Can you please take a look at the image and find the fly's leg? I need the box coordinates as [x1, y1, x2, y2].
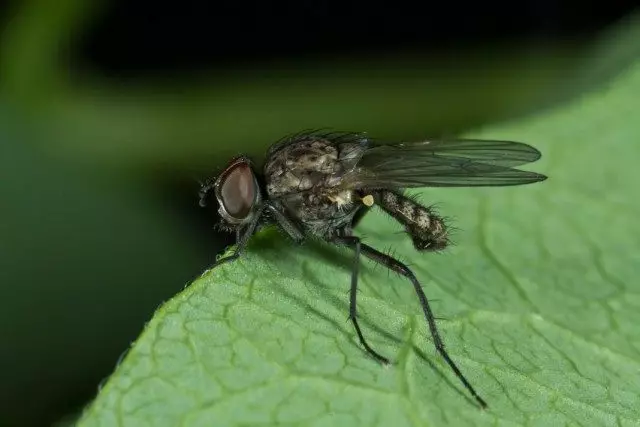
[264, 203, 305, 244]
[348, 201, 372, 231]
[359, 242, 488, 409]
[209, 205, 266, 269]
[210, 202, 305, 269]
[330, 235, 390, 365]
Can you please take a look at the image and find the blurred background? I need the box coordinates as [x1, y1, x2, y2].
[0, 1, 638, 425]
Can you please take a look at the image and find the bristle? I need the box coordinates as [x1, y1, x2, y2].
[215, 220, 236, 233]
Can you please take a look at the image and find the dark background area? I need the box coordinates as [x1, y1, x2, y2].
[0, 1, 638, 426]
[81, 0, 632, 76]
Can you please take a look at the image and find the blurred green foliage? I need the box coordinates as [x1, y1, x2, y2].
[2, 2, 638, 172]
[0, 0, 639, 426]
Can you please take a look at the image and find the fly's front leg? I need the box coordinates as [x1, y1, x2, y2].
[209, 203, 269, 269]
[211, 201, 305, 273]
[265, 203, 305, 244]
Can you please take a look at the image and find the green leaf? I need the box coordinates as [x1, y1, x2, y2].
[78, 61, 640, 427]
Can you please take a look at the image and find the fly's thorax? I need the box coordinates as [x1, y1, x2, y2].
[375, 190, 449, 251]
[261, 133, 370, 237]
[264, 138, 342, 197]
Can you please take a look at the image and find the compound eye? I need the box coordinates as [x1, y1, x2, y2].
[219, 162, 256, 220]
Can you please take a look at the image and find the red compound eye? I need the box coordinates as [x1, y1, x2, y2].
[218, 162, 256, 220]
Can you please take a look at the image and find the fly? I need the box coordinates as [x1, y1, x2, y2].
[198, 130, 548, 409]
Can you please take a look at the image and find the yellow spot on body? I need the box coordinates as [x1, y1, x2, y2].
[361, 194, 374, 207]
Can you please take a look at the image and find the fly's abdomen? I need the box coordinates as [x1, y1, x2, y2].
[372, 190, 449, 251]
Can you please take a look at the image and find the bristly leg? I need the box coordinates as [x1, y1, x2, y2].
[358, 242, 488, 409]
[371, 189, 450, 252]
[207, 204, 267, 270]
[207, 202, 305, 270]
[331, 234, 391, 365]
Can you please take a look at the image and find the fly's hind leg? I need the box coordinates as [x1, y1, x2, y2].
[358, 242, 488, 409]
[330, 234, 391, 365]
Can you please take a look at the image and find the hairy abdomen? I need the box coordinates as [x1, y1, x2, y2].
[372, 190, 449, 251]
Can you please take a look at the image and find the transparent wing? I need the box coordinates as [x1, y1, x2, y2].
[340, 138, 547, 188]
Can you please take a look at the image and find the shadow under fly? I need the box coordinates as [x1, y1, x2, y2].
[198, 130, 547, 409]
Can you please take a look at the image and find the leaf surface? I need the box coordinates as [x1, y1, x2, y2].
[78, 61, 640, 427]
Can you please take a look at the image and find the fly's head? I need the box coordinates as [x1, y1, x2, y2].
[199, 156, 263, 232]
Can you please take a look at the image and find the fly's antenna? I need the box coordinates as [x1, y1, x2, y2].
[195, 175, 216, 208]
